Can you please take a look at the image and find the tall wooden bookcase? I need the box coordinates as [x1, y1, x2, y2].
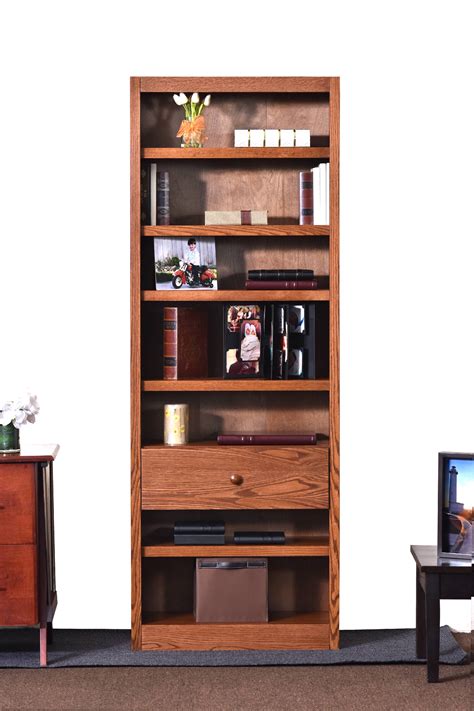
[131, 77, 339, 651]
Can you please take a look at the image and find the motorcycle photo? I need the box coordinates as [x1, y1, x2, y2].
[171, 260, 215, 289]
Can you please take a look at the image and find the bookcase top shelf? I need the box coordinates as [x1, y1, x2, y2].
[142, 379, 330, 392]
[142, 290, 330, 302]
[142, 225, 330, 237]
[142, 148, 329, 160]
[138, 76, 333, 93]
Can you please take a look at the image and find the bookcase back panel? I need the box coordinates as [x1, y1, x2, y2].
[142, 392, 329, 444]
[142, 510, 329, 541]
[141, 302, 329, 380]
[149, 159, 328, 225]
[217, 237, 328, 288]
[141, 557, 328, 615]
[141, 93, 329, 148]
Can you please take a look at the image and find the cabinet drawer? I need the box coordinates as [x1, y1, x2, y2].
[0, 545, 38, 625]
[142, 445, 328, 510]
[0, 464, 36, 544]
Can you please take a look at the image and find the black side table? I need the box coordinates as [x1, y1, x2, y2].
[411, 544, 472, 682]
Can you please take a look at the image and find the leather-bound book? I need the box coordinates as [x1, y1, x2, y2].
[246, 280, 321, 290]
[233, 532, 286, 544]
[163, 306, 208, 380]
[299, 171, 313, 225]
[248, 269, 314, 281]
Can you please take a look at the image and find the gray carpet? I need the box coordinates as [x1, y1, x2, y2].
[0, 626, 467, 668]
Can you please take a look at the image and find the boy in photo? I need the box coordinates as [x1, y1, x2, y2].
[184, 238, 202, 286]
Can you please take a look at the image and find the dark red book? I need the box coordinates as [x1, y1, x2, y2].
[299, 171, 313, 225]
[217, 434, 317, 445]
[163, 306, 208, 379]
[245, 280, 320, 290]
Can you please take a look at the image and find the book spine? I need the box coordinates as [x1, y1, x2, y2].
[163, 306, 178, 380]
[248, 269, 314, 281]
[320, 163, 328, 225]
[299, 171, 313, 225]
[150, 163, 157, 227]
[312, 165, 321, 225]
[217, 434, 317, 445]
[140, 164, 150, 225]
[174, 523, 225, 534]
[157, 171, 170, 225]
[245, 280, 319, 290]
[326, 163, 330, 224]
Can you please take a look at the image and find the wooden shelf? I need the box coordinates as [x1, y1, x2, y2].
[141, 611, 330, 650]
[142, 147, 329, 160]
[142, 225, 330, 237]
[142, 289, 330, 302]
[142, 379, 330, 392]
[142, 538, 329, 558]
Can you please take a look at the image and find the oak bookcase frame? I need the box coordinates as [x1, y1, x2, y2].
[131, 77, 340, 651]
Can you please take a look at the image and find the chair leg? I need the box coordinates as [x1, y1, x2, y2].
[40, 625, 47, 667]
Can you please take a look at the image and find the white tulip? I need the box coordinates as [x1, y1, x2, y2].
[173, 93, 188, 106]
[0, 392, 39, 428]
[203, 94, 211, 107]
[191, 92, 200, 103]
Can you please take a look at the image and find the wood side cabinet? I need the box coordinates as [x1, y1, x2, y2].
[0, 445, 59, 666]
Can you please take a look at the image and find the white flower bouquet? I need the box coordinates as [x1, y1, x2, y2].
[0, 393, 40, 429]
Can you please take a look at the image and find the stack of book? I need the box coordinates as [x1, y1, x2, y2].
[217, 433, 317, 445]
[299, 164, 330, 225]
[141, 164, 170, 225]
[174, 520, 225, 545]
[245, 269, 326, 290]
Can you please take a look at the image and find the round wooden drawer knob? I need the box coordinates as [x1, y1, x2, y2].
[230, 474, 243, 486]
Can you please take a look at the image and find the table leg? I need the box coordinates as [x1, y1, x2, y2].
[425, 573, 440, 683]
[40, 624, 47, 667]
[415, 568, 426, 658]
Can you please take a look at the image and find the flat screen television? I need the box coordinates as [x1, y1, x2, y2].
[438, 452, 473, 560]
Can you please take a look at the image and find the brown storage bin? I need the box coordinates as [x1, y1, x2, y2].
[194, 558, 268, 623]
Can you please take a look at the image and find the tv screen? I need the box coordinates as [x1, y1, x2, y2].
[439, 453, 474, 558]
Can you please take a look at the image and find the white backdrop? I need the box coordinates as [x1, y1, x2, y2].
[0, 0, 472, 631]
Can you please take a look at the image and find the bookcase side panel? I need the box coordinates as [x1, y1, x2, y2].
[130, 77, 143, 650]
[328, 77, 340, 650]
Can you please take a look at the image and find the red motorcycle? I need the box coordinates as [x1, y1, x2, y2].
[171, 260, 215, 289]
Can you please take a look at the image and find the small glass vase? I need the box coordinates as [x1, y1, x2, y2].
[177, 115, 206, 148]
[0, 422, 20, 454]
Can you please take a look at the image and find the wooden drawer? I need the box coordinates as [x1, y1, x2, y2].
[0, 545, 38, 625]
[0, 463, 36, 544]
[142, 445, 328, 510]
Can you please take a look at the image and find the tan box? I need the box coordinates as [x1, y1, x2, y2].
[205, 210, 268, 225]
[194, 558, 268, 623]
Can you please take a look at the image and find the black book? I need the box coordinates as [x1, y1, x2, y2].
[174, 534, 225, 545]
[248, 269, 314, 281]
[157, 171, 170, 225]
[233, 532, 286, 544]
[174, 521, 225, 535]
[140, 164, 150, 225]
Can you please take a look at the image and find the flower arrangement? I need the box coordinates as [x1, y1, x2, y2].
[0, 393, 40, 429]
[173, 92, 211, 148]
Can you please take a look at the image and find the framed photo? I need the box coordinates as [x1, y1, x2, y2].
[224, 305, 263, 378]
[154, 237, 218, 290]
[437, 452, 473, 559]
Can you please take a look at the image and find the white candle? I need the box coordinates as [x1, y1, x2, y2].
[164, 404, 189, 446]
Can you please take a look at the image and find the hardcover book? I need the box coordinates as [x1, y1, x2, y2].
[154, 237, 218, 290]
[204, 210, 268, 225]
[248, 269, 314, 281]
[299, 171, 313, 225]
[245, 280, 321, 290]
[217, 434, 318, 445]
[157, 171, 170, 225]
[163, 306, 208, 380]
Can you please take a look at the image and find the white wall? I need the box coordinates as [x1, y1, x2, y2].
[1, 0, 472, 631]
